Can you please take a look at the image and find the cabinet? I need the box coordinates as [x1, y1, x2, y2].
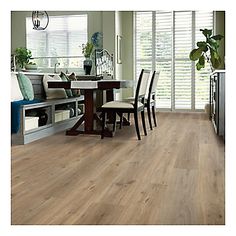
[209, 70, 225, 138]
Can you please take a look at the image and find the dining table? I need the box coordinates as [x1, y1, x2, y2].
[48, 76, 133, 137]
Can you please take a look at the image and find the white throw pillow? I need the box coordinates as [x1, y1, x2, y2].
[43, 74, 68, 99]
[11, 72, 24, 101]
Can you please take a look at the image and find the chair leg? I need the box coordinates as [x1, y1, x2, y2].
[134, 112, 141, 140]
[101, 111, 105, 139]
[147, 104, 153, 130]
[127, 113, 130, 121]
[152, 105, 157, 127]
[141, 110, 147, 136]
[119, 113, 123, 129]
[113, 112, 117, 132]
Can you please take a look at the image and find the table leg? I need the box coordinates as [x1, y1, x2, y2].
[84, 89, 96, 132]
[66, 90, 97, 135]
[66, 115, 85, 135]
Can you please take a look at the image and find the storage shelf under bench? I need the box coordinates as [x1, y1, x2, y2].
[12, 96, 84, 145]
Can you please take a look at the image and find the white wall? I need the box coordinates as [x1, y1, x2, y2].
[114, 11, 123, 99]
[101, 11, 124, 99]
[11, 11, 28, 53]
[103, 11, 134, 99]
[115, 11, 122, 81]
[121, 11, 134, 98]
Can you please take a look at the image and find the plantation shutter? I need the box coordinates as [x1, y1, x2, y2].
[135, 11, 213, 110]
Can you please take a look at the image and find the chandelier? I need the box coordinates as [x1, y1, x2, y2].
[32, 11, 49, 30]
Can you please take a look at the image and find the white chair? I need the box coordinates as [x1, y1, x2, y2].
[145, 71, 160, 129]
[100, 69, 151, 140]
[125, 71, 160, 130]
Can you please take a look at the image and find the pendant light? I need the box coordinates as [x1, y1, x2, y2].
[32, 11, 49, 30]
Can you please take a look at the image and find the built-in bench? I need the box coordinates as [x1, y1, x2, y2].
[11, 73, 84, 145]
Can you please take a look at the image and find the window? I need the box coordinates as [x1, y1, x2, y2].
[135, 11, 213, 110]
[26, 14, 88, 72]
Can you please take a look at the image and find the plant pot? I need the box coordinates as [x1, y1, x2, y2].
[83, 59, 92, 75]
[25, 64, 38, 70]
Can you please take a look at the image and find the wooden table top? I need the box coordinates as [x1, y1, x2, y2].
[48, 79, 133, 90]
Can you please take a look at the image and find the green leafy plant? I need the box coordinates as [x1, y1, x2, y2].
[189, 29, 224, 71]
[82, 42, 94, 58]
[15, 47, 32, 69]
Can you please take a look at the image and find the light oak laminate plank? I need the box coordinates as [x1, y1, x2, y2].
[11, 112, 225, 225]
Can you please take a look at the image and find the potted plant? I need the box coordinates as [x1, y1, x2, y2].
[14, 47, 31, 69]
[14, 47, 38, 70]
[189, 29, 224, 115]
[25, 61, 38, 70]
[189, 29, 224, 71]
[82, 42, 94, 75]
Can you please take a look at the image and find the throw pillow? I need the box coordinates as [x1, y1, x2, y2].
[17, 73, 34, 100]
[60, 72, 73, 97]
[11, 72, 24, 101]
[68, 72, 81, 97]
[43, 74, 68, 99]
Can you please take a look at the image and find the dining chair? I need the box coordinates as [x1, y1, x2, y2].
[100, 69, 151, 140]
[145, 71, 160, 130]
[125, 71, 160, 130]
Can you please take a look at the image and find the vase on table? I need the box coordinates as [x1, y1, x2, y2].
[83, 58, 92, 75]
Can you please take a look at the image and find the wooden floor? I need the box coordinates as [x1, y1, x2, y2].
[11, 112, 225, 225]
